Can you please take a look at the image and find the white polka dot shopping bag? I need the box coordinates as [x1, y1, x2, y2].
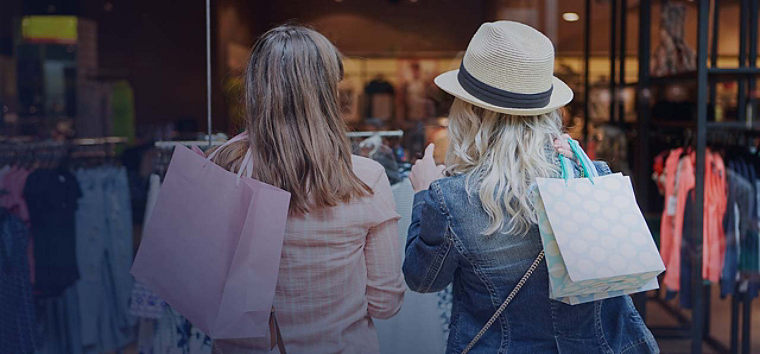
[533, 140, 665, 305]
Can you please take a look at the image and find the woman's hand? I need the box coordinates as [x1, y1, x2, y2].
[410, 144, 446, 193]
[553, 133, 576, 161]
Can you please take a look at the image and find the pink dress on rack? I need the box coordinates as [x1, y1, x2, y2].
[1, 167, 31, 222]
[660, 148, 682, 269]
[663, 154, 695, 291]
[704, 152, 727, 283]
[213, 155, 406, 354]
[1, 167, 34, 283]
[662, 150, 728, 290]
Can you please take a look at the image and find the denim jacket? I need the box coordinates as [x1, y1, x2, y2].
[402, 160, 659, 354]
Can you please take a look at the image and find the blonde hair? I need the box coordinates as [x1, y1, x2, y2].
[445, 99, 562, 235]
[209, 25, 371, 214]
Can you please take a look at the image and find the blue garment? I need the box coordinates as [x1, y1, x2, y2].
[74, 167, 136, 353]
[745, 160, 757, 221]
[403, 159, 658, 354]
[152, 307, 212, 354]
[729, 158, 760, 299]
[0, 209, 35, 354]
[738, 159, 758, 272]
[722, 170, 753, 297]
[35, 286, 82, 354]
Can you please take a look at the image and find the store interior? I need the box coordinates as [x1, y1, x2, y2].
[1, 0, 760, 353]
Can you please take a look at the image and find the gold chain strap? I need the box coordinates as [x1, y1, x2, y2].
[461, 250, 545, 354]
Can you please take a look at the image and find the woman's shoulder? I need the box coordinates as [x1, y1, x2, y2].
[428, 174, 470, 210]
[351, 154, 387, 186]
[431, 173, 469, 192]
[350, 155, 399, 222]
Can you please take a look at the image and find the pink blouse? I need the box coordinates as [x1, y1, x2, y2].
[214, 156, 405, 354]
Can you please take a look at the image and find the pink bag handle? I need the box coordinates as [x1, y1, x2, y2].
[205, 132, 254, 179]
[206, 132, 248, 161]
[238, 148, 253, 179]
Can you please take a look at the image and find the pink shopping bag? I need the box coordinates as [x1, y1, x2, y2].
[131, 134, 290, 339]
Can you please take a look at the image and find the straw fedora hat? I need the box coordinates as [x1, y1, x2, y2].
[435, 21, 573, 116]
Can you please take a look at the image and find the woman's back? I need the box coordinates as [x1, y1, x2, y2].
[210, 24, 405, 353]
[215, 156, 404, 354]
[274, 156, 403, 353]
[403, 21, 659, 353]
[404, 167, 657, 353]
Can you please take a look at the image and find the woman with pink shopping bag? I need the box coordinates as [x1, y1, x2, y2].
[209, 25, 407, 353]
[207, 25, 406, 353]
[135, 25, 405, 354]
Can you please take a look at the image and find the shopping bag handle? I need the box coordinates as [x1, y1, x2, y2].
[558, 138, 598, 184]
[205, 132, 254, 180]
[206, 132, 249, 161]
[559, 153, 573, 181]
[568, 139, 598, 178]
[238, 148, 253, 179]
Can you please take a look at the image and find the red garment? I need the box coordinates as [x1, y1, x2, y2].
[585, 139, 597, 160]
[660, 150, 728, 290]
[653, 151, 668, 194]
[663, 154, 694, 291]
[659, 148, 683, 269]
[704, 152, 727, 282]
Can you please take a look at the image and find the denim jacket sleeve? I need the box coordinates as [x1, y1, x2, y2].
[593, 161, 613, 176]
[570, 159, 613, 177]
[402, 181, 457, 293]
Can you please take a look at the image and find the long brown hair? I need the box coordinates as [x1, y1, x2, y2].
[210, 25, 371, 214]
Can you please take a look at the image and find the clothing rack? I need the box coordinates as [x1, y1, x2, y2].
[346, 130, 404, 138]
[0, 137, 128, 152]
[71, 137, 129, 145]
[0, 136, 128, 146]
[0, 137, 128, 167]
[154, 140, 226, 148]
[601, 0, 760, 353]
[0, 141, 135, 354]
[154, 131, 405, 149]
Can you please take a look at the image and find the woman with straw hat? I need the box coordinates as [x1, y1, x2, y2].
[403, 21, 658, 353]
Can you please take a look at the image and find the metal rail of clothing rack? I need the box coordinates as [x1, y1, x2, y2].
[0, 136, 129, 164]
[154, 131, 405, 148]
[154, 140, 226, 148]
[346, 130, 404, 138]
[600, 0, 760, 353]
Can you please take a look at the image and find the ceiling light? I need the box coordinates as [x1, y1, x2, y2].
[562, 12, 580, 22]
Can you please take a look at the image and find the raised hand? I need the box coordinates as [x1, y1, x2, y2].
[409, 144, 446, 193]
